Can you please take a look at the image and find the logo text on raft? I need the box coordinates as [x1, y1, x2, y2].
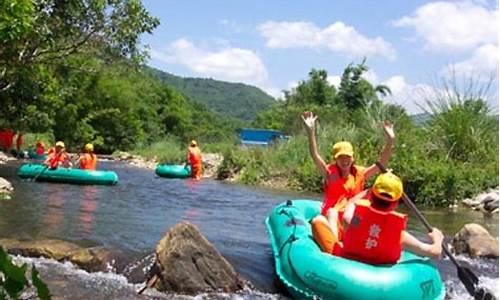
[285, 218, 305, 227]
[420, 279, 435, 300]
[304, 271, 338, 291]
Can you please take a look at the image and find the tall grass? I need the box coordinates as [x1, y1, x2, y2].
[131, 137, 185, 163]
[420, 75, 498, 162]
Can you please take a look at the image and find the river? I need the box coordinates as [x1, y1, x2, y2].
[0, 160, 498, 299]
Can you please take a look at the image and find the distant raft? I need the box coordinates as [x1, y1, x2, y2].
[266, 199, 445, 300]
[27, 150, 47, 160]
[17, 163, 118, 185]
[155, 164, 191, 179]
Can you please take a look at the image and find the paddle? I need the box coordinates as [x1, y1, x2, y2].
[375, 161, 496, 300]
[32, 165, 49, 182]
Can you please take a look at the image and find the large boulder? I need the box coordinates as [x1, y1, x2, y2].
[202, 153, 223, 178]
[452, 224, 499, 258]
[152, 221, 245, 294]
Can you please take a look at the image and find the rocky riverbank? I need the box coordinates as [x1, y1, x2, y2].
[1, 221, 251, 298]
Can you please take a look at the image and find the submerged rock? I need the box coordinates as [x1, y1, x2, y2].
[0, 239, 128, 273]
[452, 223, 499, 258]
[152, 221, 246, 295]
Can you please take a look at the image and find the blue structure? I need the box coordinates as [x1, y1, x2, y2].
[238, 128, 287, 146]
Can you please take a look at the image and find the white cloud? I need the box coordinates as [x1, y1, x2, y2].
[392, 1, 498, 52]
[381, 76, 436, 114]
[258, 21, 396, 60]
[151, 38, 273, 89]
[327, 75, 341, 88]
[443, 44, 499, 78]
[334, 69, 435, 114]
[362, 69, 379, 84]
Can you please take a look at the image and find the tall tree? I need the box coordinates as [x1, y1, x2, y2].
[337, 59, 391, 110]
[0, 0, 159, 92]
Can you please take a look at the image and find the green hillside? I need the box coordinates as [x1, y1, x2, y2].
[147, 67, 277, 121]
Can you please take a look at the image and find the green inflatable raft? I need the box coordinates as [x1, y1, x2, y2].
[155, 164, 191, 179]
[27, 150, 47, 160]
[17, 163, 118, 185]
[266, 200, 445, 300]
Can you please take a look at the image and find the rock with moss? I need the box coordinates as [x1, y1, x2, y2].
[452, 223, 499, 258]
[152, 221, 246, 294]
[0, 239, 128, 273]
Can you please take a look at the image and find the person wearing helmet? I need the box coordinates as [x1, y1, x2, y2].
[186, 140, 202, 180]
[314, 172, 444, 264]
[302, 111, 395, 248]
[44, 141, 72, 169]
[78, 143, 97, 170]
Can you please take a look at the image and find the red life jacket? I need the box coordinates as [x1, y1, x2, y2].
[36, 146, 45, 155]
[339, 201, 407, 265]
[79, 153, 97, 170]
[321, 164, 365, 215]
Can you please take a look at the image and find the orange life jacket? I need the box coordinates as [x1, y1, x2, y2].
[322, 164, 366, 215]
[79, 153, 97, 170]
[188, 146, 202, 166]
[337, 200, 407, 265]
[47, 151, 69, 169]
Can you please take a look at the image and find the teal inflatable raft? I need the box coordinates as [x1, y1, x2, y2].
[17, 163, 118, 185]
[27, 150, 47, 160]
[266, 200, 445, 300]
[155, 164, 191, 179]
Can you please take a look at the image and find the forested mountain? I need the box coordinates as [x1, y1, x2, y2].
[147, 67, 277, 121]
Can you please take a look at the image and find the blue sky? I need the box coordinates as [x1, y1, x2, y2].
[141, 0, 498, 114]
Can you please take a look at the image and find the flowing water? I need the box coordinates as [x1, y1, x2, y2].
[0, 160, 498, 299]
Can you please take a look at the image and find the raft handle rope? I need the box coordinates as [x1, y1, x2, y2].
[277, 201, 322, 299]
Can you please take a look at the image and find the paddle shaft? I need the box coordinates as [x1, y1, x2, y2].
[33, 166, 48, 181]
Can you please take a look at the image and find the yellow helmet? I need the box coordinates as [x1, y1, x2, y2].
[372, 172, 403, 202]
[332, 141, 354, 159]
[84, 143, 94, 152]
[190, 140, 197, 146]
[55, 141, 65, 148]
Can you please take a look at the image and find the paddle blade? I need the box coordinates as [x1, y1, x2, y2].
[458, 265, 479, 295]
[474, 287, 496, 300]
[458, 266, 497, 300]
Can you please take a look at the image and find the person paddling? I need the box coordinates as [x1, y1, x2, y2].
[44, 141, 72, 169]
[301, 111, 395, 245]
[77, 143, 97, 170]
[186, 140, 203, 180]
[313, 172, 444, 263]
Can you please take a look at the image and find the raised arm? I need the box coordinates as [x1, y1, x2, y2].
[365, 121, 395, 179]
[301, 111, 328, 179]
[402, 228, 444, 259]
